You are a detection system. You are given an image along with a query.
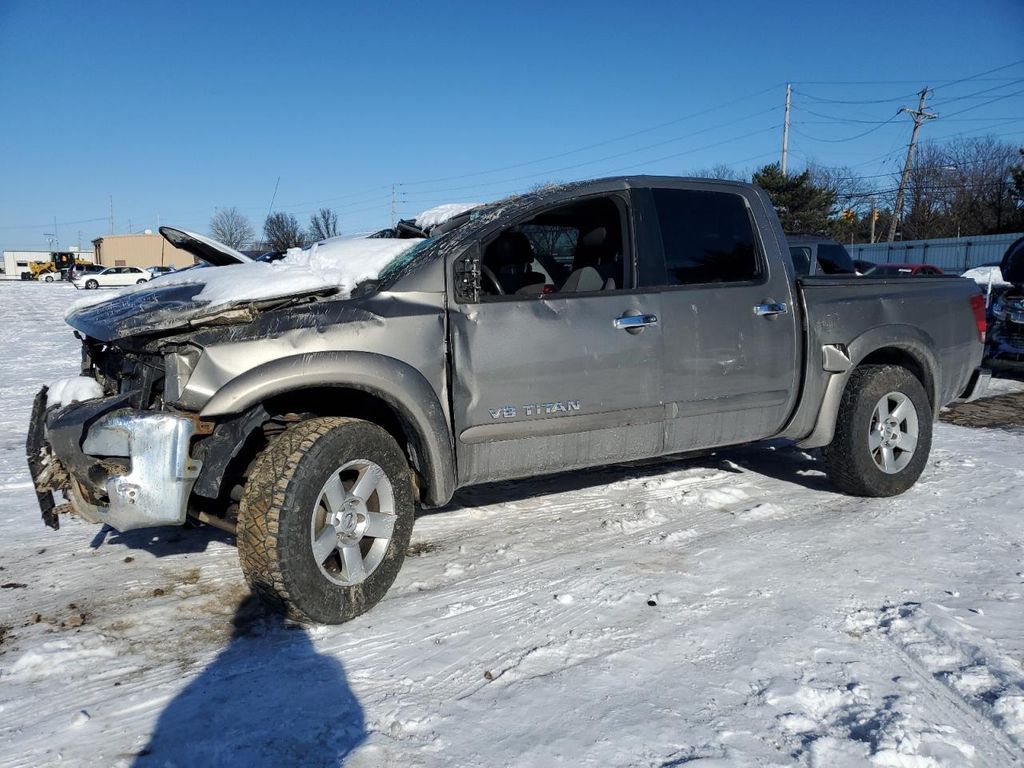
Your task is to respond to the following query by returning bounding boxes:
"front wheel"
[43,274,54,282]
[237,417,415,624]
[822,364,932,497]
[85,279,98,289]
[136,278,147,284]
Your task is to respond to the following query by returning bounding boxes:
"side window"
[644,189,760,286]
[815,243,855,275]
[789,246,813,276]
[475,195,629,299]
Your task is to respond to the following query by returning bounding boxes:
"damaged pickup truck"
[27,176,991,623]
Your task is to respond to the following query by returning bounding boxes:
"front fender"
[200,351,456,507]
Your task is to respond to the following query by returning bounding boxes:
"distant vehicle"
[73,266,150,290]
[65,263,104,281]
[985,236,1024,372]
[864,263,945,277]
[146,266,176,278]
[786,235,856,276]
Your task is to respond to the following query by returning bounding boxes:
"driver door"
[448,192,665,485]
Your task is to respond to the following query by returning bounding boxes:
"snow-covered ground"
[1,282,1023,767]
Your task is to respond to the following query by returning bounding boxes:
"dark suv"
[787,234,856,276]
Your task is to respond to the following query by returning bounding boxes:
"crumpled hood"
[1001,236,1024,285]
[64,281,335,341]
[64,235,424,341]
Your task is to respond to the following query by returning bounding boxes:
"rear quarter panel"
[784,275,984,443]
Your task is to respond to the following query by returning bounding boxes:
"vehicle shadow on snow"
[133,594,365,767]
[89,522,235,557]
[436,441,832,514]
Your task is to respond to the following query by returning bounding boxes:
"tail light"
[970,293,986,343]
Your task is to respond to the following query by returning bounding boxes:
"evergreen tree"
[752,163,836,234]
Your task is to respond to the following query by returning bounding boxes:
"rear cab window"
[641,188,762,288]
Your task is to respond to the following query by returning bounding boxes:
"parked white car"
[73,266,150,290]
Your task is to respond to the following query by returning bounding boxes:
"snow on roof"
[414,203,481,231]
[65,236,421,319]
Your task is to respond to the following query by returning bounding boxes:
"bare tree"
[900,137,1022,239]
[263,212,306,251]
[210,207,255,249]
[687,163,744,181]
[308,208,340,241]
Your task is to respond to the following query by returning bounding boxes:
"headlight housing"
[164,345,203,405]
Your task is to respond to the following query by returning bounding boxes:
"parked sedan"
[864,263,945,277]
[72,266,150,290]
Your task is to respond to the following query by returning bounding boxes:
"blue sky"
[1,0,1022,252]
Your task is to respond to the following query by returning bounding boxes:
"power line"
[792,88,919,105]
[940,87,1024,118]
[791,113,902,143]
[931,78,1024,107]
[396,83,784,187]
[796,58,1024,86]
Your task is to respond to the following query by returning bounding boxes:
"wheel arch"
[798,325,940,449]
[199,352,456,507]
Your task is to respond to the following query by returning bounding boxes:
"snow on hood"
[414,203,481,231]
[65,235,422,321]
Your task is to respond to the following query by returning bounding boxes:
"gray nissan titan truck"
[27,176,990,623]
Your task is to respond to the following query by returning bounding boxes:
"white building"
[1,248,95,280]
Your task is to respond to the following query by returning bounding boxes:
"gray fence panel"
[848,233,1021,273]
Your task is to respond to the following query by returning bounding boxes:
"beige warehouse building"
[92,232,196,270]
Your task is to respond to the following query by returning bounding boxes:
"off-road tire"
[822,364,932,497]
[237,417,415,624]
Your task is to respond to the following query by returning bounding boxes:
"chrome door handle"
[753,302,788,317]
[614,313,659,330]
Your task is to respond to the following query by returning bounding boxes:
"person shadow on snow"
[133,594,365,767]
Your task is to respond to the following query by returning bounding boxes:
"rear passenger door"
[635,185,801,453]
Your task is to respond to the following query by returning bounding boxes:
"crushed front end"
[986,287,1024,372]
[26,340,205,532]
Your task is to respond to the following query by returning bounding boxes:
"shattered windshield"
[376,238,437,284]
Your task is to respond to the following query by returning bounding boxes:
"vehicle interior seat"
[483,231,545,294]
[562,226,622,291]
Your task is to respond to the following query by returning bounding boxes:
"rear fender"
[797,325,940,449]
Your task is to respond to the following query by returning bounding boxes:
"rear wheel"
[85,279,98,289]
[822,364,932,497]
[43,274,54,282]
[237,417,415,624]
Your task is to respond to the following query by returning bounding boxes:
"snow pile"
[414,202,481,231]
[961,265,1009,287]
[46,376,104,408]
[65,236,421,319]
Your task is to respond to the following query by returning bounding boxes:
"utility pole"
[887,87,937,242]
[109,195,115,234]
[781,83,792,176]
[869,197,877,244]
[390,184,397,227]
